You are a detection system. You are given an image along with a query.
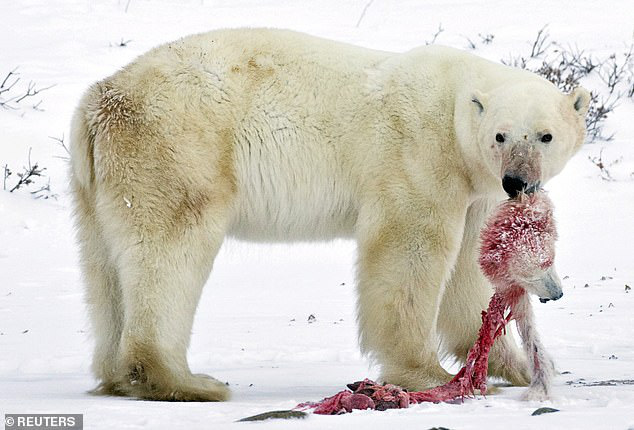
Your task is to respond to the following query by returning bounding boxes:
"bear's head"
[470,82,590,198]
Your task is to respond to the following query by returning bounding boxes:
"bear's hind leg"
[73,183,125,396]
[91,150,236,401]
[108,194,232,402]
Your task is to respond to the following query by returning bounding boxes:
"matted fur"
[70,28,589,401]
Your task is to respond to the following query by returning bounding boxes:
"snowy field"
[1,0,634,429]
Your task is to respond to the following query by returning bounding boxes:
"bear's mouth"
[529,268,563,303]
[538,293,563,303]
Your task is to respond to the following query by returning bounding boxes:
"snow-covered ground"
[1,1,633,429]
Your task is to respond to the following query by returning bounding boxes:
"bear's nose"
[502,175,528,198]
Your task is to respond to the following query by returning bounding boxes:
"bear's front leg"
[355,198,467,391]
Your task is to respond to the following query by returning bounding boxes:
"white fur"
[69,28,588,400]
[515,295,556,401]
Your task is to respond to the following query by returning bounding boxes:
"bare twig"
[598,45,634,94]
[3,149,55,198]
[32,100,45,111]
[463,35,476,50]
[425,24,444,45]
[10,81,56,104]
[586,92,619,142]
[501,54,527,69]
[559,45,597,75]
[478,33,495,45]
[50,134,70,161]
[1,68,55,111]
[31,179,57,200]
[530,25,552,58]
[112,38,132,47]
[588,148,621,181]
[355,0,375,28]
[534,59,582,93]
[0,68,20,96]
[3,164,10,191]
[8,148,46,193]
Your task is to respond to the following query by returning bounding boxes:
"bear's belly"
[227,132,359,242]
[228,198,358,242]
[228,183,358,241]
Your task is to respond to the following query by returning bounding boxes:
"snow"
[1,0,633,429]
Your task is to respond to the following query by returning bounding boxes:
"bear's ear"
[471,90,488,114]
[570,86,591,116]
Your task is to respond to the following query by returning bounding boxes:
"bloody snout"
[502,174,540,198]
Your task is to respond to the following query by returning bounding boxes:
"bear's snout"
[499,144,543,198]
[502,174,528,198]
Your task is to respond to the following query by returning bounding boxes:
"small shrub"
[0,68,54,111]
[3,148,56,199]
[501,27,634,143]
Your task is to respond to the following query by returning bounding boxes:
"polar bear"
[70,28,590,401]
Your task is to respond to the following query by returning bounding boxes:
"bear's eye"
[495,133,505,143]
[541,133,553,143]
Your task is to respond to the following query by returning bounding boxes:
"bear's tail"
[69,83,103,191]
